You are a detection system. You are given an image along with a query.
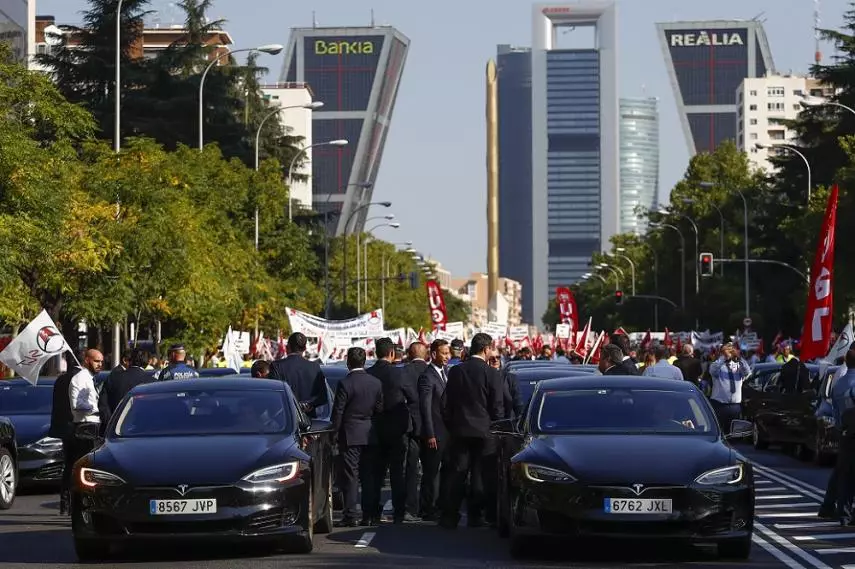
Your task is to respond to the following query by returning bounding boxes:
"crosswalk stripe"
[775,522,840,529]
[756,494,804,500]
[815,547,855,555]
[757,486,789,492]
[793,533,855,541]
[756,503,820,509]
[759,512,819,518]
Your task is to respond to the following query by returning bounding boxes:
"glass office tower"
[619,97,659,235]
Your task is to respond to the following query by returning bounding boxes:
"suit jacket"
[269,354,328,410]
[48,366,79,439]
[614,358,640,375]
[368,359,416,437]
[503,372,525,420]
[418,364,447,441]
[674,355,704,385]
[442,356,504,438]
[105,366,154,414]
[331,369,383,447]
[400,359,427,436]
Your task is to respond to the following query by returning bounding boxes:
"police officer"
[157,344,199,381]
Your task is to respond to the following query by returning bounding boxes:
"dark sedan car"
[0,379,63,485]
[506,367,597,404]
[0,415,16,509]
[494,376,754,559]
[70,378,335,561]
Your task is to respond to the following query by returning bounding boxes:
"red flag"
[675,334,683,353]
[555,287,579,331]
[587,331,606,364]
[614,327,629,336]
[426,280,448,331]
[756,339,765,358]
[574,318,593,358]
[800,184,839,361]
[640,330,652,351]
[663,327,672,347]
[771,331,783,348]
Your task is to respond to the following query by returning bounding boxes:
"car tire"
[314,474,334,534]
[0,448,16,510]
[752,424,769,450]
[283,486,314,554]
[74,539,111,562]
[718,535,752,559]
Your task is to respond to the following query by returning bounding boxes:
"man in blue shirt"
[157,344,200,381]
[707,343,751,432]
[642,344,684,381]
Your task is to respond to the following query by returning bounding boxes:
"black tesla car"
[0,379,64,485]
[494,376,754,559]
[70,378,335,561]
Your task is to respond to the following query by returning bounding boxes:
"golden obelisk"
[486,59,499,302]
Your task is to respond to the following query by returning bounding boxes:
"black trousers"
[61,436,94,496]
[711,401,741,433]
[441,436,490,525]
[338,444,376,521]
[372,432,408,517]
[419,436,448,517]
[404,435,420,516]
[482,437,498,523]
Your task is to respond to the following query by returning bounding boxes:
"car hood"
[94,434,303,486]
[5,414,50,446]
[520,434,733,485]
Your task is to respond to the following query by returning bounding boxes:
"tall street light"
[361,222,400,311]
[111,0,126,369]
[198,44,284,150]
[662,208,700,299]
[650,222,686,310]
[598,264,620,291]
[253,101,324,249]
[342,201,392,307]
[701,186,751,318]
[639,240,661,330]
[610,248,636,295]
[286,139,349,221]
[685,191,725,277]
[323,182,372,318]
[800,95,855,116]
[755,143,812,204]
[359,215,396,307]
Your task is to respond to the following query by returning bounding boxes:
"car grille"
[125,519,240,534]
[32,462,63,481]
[539,511,737,537]
[246,509,286,532]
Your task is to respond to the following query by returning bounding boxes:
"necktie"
[727,362,736,395]
[441,368,448,383]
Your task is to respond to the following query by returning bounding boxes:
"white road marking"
[754,464,827,497]
[354,532,376,548]
[756,503,820,509]
[752,532,810,569]
[754,522,834,568]
[757,486,789,492]
[775,522,840,530]
[759,512,819,518]
[755,479,775,485]
[756,494,804,500]
[794,533,855,541]
[815,547,855,555]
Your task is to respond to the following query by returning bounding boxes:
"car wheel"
[74,539,111,562]
[752,423,769,450]
[314,473,334,534]
[0,448,16,510]
[718,535,752,559]
[282,486,314,554]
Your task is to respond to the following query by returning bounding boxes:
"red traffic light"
[615,290,624,304]
[699,252,714,277]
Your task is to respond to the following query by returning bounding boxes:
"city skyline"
[34,0,843,283]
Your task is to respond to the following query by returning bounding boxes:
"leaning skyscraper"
[656,20,775,156]
[279,26,410,234]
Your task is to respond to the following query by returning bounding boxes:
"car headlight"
[695,464,744,485]
[241,462,300,484]
[25,437,63,453]
[79,467,126,488]
[522,463,577,483]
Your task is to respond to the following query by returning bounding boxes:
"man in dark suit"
[103,348,154,413]
[674,343,704,385]
[609,333,640,375]
[600,345,626,375]
[331,347,383,527]
[400,341,428,518]
[269,332,328,414]
[368,337,419,523]
[440,333,504,529]
[49,353,80,516]
[418,338,451,520]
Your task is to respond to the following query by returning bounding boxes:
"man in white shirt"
[708,344,751,432]
[69,349,104,425]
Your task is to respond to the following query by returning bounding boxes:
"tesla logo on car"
[176,484,189,496]
[631,483,644,495]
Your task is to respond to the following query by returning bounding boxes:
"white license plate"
[604,498,672,514]
[149,499,217,515]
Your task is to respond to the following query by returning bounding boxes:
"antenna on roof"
[815,0,823,64]
[312,11,318,28]
[371,8,375,27]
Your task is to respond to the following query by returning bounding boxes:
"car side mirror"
[307,419,333,433]
[74,422,101,441]
[727,419,753,439]
[490,418,518,435]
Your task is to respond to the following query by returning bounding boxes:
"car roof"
[538,375,698,392]
[131,378,287,394]
[510,368,594,379]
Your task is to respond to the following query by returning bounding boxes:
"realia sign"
[670,30,745,47]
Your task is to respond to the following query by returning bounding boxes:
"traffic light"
[615,289,624,305]
[699,252,714,277]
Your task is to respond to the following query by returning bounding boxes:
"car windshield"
[535,388,718,436]
[113,389,290,437]
[0,386,53,414]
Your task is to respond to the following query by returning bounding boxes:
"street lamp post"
[685,193,725,277]
[612,248,636,295]
[736,189,750,319]
[650,222,686,310]
[253,102,324,249]
[199,44,284,151]
[286,139,349,222]
[342,201,392,309]
[361,223,400,311]
[111,0,125,368]
[598,265,620,291]
[639,240,660,330]
[755,143,812,204]
[362,216,396,303]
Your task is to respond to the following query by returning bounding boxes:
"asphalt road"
[0,442,851,569]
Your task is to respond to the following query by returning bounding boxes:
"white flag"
[0,310,71,384]
[824,322,854,363]
[221,326,243,373]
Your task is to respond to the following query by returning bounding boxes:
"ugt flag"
[825,322,854,364]
[0,310,71,384]
[800,184,839,362]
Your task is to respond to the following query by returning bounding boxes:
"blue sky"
[37,0,847,276]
